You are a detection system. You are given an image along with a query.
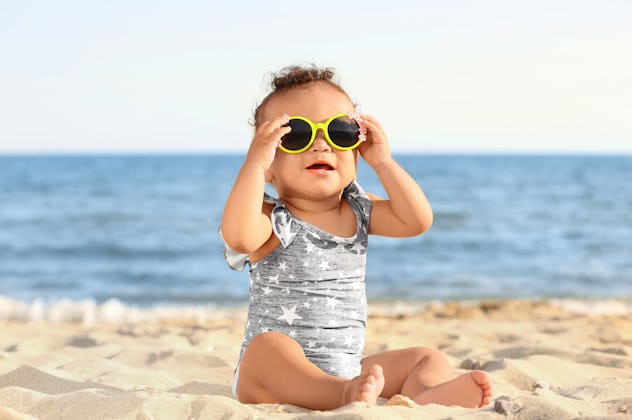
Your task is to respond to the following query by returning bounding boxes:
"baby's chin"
[274,179,350,200]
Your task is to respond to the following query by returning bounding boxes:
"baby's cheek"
[339,154,358,181]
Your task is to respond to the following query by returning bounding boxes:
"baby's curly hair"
[253,64,352,127]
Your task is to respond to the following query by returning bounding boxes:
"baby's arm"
[221,115,291,253]
[358,115,433,238]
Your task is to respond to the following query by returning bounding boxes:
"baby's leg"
[362,347,492,408]
[237,331,385,410]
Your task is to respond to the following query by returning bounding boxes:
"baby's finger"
[279,124,291,134]
[360,118,389,144]
[276,125,291,143]
[360,115,384,131]
[259,114,290,137]
[359,117,379,134]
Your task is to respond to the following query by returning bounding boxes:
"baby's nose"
[310,130,331,152]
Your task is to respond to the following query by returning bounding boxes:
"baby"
[220,65,492,410]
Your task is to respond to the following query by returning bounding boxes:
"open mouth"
[306,162,334,171]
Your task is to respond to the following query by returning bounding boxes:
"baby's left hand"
[355,114,393,169]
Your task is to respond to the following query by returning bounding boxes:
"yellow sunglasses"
[280,114,362,154]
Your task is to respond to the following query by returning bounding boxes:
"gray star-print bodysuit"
[223,180,372,379]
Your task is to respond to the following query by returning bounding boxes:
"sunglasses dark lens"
[281,119,312,151]
[328,117,360,148]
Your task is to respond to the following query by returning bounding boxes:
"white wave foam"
[0,296,246,325]
[549,298,632,316]
[1,296,630,325]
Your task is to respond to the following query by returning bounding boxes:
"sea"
[1,154,631,320]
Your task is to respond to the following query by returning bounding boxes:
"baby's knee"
[247,331,302,353]
[413,346,452,370]
[249,331,287,348]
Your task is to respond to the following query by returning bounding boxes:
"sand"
[1,299,631,419]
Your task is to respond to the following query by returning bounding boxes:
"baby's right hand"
[245,114,291,171]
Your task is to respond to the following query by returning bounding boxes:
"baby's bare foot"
[415,370,492,408]
[343,364,385,405]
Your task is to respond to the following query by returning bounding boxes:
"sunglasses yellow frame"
[280,113,362,154]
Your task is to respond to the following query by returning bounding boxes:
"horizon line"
[1,149,631,156]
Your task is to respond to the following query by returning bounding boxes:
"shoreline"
[2,295,631,324]
[1,298,631,419]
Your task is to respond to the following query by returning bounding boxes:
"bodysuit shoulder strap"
[267,193,302,249]
[343,180,373,230]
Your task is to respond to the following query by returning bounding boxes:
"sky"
[0,1,631,154]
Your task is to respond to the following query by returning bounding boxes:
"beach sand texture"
[1,300,631,419]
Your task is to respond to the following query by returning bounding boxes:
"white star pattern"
[319,259,330,270]
[279,261,287,271]
[305,243,316,253]
[326,297,337,309]
[269,274,279,284]
[303,260,310,268]
[344,336,354,346]
[262,286,272,296]
[277,305,302,325]
[303,301,311,309]
[350,242,365,254]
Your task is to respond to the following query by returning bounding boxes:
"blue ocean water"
[0,154,631,308]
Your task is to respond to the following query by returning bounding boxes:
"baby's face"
[262,83,358,200]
